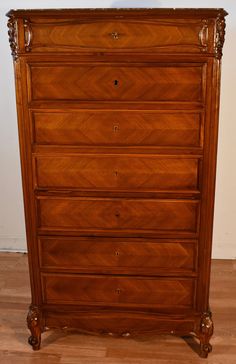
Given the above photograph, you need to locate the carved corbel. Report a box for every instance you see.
[24,19,32,52]
[214,14,226,59]
[7,16,18,61]
[199,19,208,53]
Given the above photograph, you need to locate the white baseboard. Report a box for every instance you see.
[0,249,27,253]
[0,235,27,252]
[212,243,236,259]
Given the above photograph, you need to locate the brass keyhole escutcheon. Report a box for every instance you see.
[113,124,119,133]
[114,171,118,177]
[115,251,120,256]
[111,32,120,40]
[115,210,120,218]
[114,79,119,87]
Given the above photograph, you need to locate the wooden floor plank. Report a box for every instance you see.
[0,253,235,363]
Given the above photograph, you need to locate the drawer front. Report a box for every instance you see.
[25,18,209,54]
[29,64,204,102]
[38,197,199,234]
[39,237,197,273]
[42,274,195,307]
[34,155,200,192]
[33,110,202,147]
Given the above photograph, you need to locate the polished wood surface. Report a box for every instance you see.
[29,64,204,102]
[7,8,227,357]
[34,154,199,191]
[42,274,195,307]
[38,197,199,234]
[19,18,210,54]
[39,237,197,274]
[32,110,202,147]
[0,253,235,363]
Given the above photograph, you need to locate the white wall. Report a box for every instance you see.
[0,0,235,258]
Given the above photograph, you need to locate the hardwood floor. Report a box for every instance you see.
[0,253,235,363]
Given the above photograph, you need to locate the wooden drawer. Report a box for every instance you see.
[42,274,195,307]
[23,15,210,54]
[34,154,200,192]
[39,236,197,274]
[32,110,202,147]
[37,197,199,235]
[28,63,204,102]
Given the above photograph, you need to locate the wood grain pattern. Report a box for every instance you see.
[38,197,199,234]
[42,274,195,307]
[34,154,200,191]
[32,110,202,147]
[29,64,204,102]
[39,236,197,274]
[21,19,210,54]
[45,311,196,338]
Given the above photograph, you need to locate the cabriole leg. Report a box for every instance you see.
[199,311,214,358]
[27,304,42,350]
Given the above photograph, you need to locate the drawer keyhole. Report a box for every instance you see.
[115,251,120,256]
[116,288,121,295]
[113,124,119,133]
[114,79,119,87]
[115,210,120,218]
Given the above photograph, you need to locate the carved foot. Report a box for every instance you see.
[28,335,40,351]
[198,311,214,358]
[27,305,42,350]
[200,342,212,358]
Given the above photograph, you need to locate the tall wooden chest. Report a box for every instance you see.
[7,8,227,357]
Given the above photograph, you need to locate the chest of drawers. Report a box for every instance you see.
[7,8,227,357]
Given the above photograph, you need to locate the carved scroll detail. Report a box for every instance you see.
[7,17,18,61]
[199,20,208,52]
[215,14,226,59]
[199,311,214,358]
[27,304,42,350]
[24,19,32,52]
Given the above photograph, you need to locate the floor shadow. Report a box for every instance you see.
[182,335,200,356]
[41,329,66,348]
